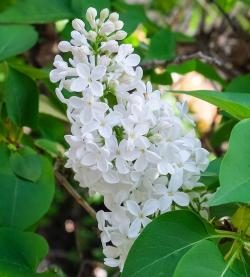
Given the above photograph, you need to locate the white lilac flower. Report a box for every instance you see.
[126,199,159,238]
[50,7,210,271]
[154,170,190,212]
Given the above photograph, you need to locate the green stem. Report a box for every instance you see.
[221,244,241,277]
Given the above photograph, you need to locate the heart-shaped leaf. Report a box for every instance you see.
[0,145,55,230]
[10,146,42,182]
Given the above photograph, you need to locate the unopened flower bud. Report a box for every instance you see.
[101,40,119,53]
[110,30,127,40]
[99,21,115,36]
[58,41,71,52]
[88,30,97,42]
[72,19,85,33]
[86,7,97,28]
[115,20,124,30]
[100,8,109,23]
[109,12,119,22]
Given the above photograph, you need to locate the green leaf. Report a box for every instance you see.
[0,227,49,276]
[39,95,68,122]
[173,32,196,43]
[35,138,64,158]
[10,146,42,182]
[173,240,242,277]
[151,70,172,85]
[210,119,250,206]
[38,113,65,143]
[173,90,250,120]
[200,158,222,189]
[210,204,238,219]
[146,29,176,61]
[120,5,147,35]
[0,143,12,175]
[0,25,38,61]
[0,146,55,230]
[122,210,213,277]
[216,0,237,12]
[0,0,73,24]
[166,60,226,86]
[4,67,39,128]
[232,206,250,235]
[0,227,48,269]
[211,119,237,148]
[225,74,250,93]
[71,0,110,17]
[8,62,49,80]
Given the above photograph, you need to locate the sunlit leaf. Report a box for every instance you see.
[173,90,250,120]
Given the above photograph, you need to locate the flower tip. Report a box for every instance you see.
[72,18,85,32]
[86,7,97,19]
[100,8,110,21]
[58,41,71,52]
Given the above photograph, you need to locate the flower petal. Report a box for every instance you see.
[104,258,120,268]
[103,169,119,184]
[134,156,147,172]
[116,157,129,174]
[125,54,140,66]
[168,169,183,192]
[146,150,161,163]
[142,199,158,216]
[128,218,141,238]
[91,65,106,80]
[90,80,103,96]
[76,63,90,79]
[173,192,189,206]
[159,195,172,212]
[70,77,87,92]
[142,217,151,227]
[99,125,112,138]
[126,200,140,216]
[81,152,97,166]
[157,161,174,175]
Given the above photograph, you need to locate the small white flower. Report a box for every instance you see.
[177,101,194,125]
[123,120,149,150]
[154,170,189,212]
[106,137,131,174]
[71,63,106,96]
[86,7,97,28]
[81,143,110,173]
[116,44,140,75]
[126,199,159,238]
[134,137,161,172]
[95,111,121,138]
[50,55,68,83]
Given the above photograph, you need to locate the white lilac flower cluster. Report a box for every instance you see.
[50,7,209,271]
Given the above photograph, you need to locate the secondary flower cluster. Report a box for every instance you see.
[50,7,209,270]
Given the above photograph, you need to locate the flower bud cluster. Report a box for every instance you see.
[50,7,209,270]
